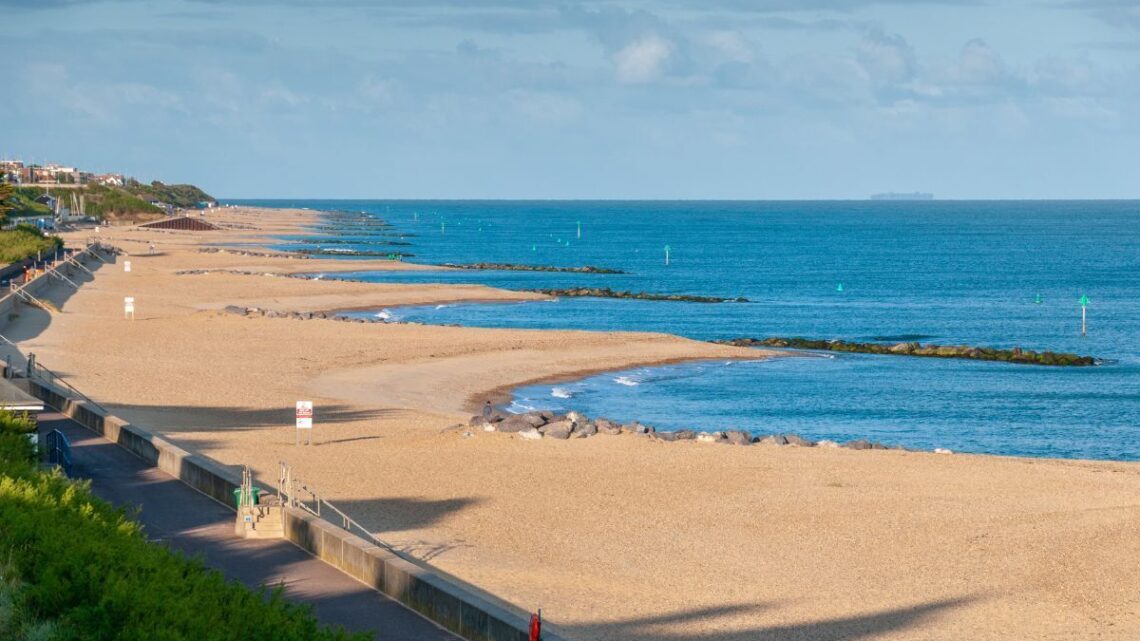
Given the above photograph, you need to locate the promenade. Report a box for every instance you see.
[37,411,460,641]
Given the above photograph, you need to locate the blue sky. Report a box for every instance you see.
[2,0,1138,199]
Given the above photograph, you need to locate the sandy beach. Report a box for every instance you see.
[13,206,1140,640]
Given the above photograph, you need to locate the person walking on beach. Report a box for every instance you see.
[482,401,493,419]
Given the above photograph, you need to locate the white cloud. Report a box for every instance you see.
[703,30,754,64]
[855,29,916,88]
[613,34,674,83]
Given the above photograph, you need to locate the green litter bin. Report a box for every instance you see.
[232,487,261,508]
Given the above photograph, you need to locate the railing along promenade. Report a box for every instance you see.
[0,240,556,641]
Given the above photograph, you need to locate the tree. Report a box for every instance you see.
[0,182,14,221]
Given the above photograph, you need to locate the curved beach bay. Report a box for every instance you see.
[19,206,1140,641]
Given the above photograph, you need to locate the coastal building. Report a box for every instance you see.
[0,160,24,183]
[94,173,124,186]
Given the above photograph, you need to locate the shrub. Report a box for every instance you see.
[0,409,366,641]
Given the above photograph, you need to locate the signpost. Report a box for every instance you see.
[295,401,313,445]
[664,245,671,266]
[1079,295,1089,336]
[123,296,135,320]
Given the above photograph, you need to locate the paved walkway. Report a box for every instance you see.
[38,412,461,641]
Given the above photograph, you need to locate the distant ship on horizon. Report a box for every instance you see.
[870,192,935,201]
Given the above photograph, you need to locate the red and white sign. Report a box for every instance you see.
[295,401,313,429]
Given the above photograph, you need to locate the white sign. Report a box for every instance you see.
[124,296,135,319]
[295,401,313,429]
[124,261,131,272]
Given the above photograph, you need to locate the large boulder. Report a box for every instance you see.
[595,418,622,435]
[521,413,548,428]
[757,434,788,446]
[654,430,696,442]
[540,420,574,439]
[622,421,651,435]
[844,439,872,450]
[518,428,542,440]
[222,305,246,315]
[784,433,815,447]
[697,431,727,443]
[574,422,598,438]
[543,424,573,440]
[469,413,504,427]
[725,430,754,445]
[497,416,535,433]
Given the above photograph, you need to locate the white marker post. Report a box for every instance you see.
[1079,295,1090,336]
[295,401,313,445]
[664,244,671,266]
[124,296,135,320]
[124,260,132,273]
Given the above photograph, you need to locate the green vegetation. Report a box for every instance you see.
[128,181,214,209]
[0,410,367,641]
[79,184,162,220]
[0,183,13,218]
[3,180,213,223]
[0,225,62,264]
[3,188,53,220]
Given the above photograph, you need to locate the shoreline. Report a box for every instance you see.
[20,204,1140,641]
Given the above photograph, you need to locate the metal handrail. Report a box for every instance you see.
[31,361,108,414]
[278,460,399,552]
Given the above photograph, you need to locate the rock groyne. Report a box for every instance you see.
[717,337,1097,366]
[445,262,625,274]
[533,287,748,303]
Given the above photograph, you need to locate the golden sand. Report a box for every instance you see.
[12,206,1139,640]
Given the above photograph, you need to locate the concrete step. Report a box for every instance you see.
[235,505,284,539]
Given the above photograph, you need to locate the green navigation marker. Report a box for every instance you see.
[1034,293,1042,304]
[577,220,582,239]
[532,244,536,252]
[836,283,844,292]
[1079,295,1090,306]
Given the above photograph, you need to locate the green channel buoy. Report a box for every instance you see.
[836,283,844,292]
[532,244,536,252]
[1034,293,1042,304]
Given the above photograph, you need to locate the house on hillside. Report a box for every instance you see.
[35,194,58,212]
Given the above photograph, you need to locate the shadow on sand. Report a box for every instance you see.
[558,597,977,641]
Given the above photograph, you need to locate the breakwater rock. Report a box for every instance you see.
[533,287,748,303]
[468,409,940,452]
[717,337,1097,366]
[296,249,414,258]
[297,238,413,246]
[197,248,309,259]
[445,262,625,274]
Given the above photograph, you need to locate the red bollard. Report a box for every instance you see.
[529,609,542,641]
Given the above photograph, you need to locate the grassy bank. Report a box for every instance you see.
[0,225,63,264]
[0,413,366,641]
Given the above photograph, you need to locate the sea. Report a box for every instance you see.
[229,200,1140,461]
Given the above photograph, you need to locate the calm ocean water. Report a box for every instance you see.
[231,199,1140,460]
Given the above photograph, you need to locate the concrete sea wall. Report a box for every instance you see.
[23,376,553,641]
